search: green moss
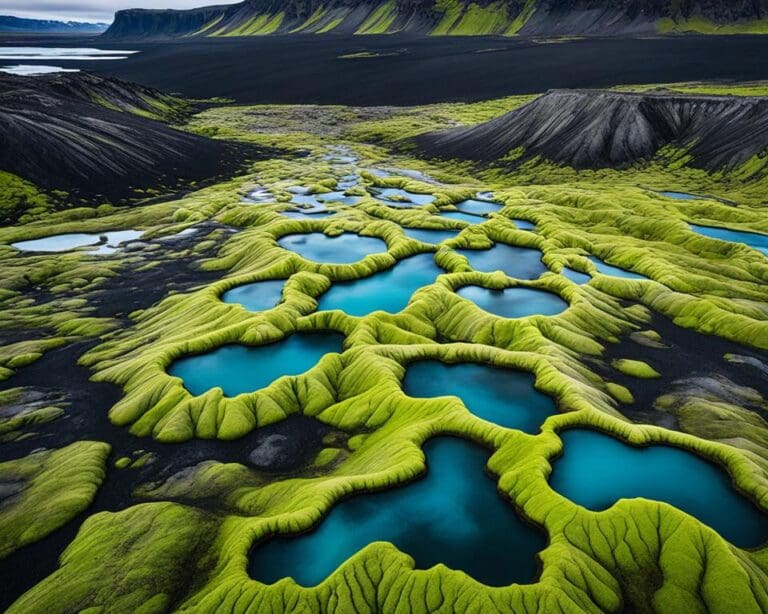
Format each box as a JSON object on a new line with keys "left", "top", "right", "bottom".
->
{"left": 4, "top": 88, "right": 768, "bottom": 613}
{"left": 658, "top": 15, "right": 768, "bottom": 34}
{"left": 0, "top": 441, "right": 110, "bottom": 559}
{"left": 0, "top": 171, "right": 52, "bottom": 224}
{"left": 356, "top": 1, "right": 398, "bottom": 34}
{"left": 613, "top": 359, "right": 661, "bottom": 379}
{"left": 606, "top": 382, "right": 635, "bottom": 404}
{"left": 449, "top": 1, "right": 511, "bottom": 35}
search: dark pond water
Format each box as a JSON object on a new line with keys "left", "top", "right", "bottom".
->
{"left": 456, "top": 285, "right": 568, "bottom": 318}
{"left": 169, "top": 332, "right": 344, "bottom": 397}
{"left": 248, "top": 437, "right": 546, "bottom": 586}
{"left": 278, "top": 232, "right": 388, "bottom": 263}
{"left": 404, "top": 360, "right": 556, "bottom": 432}
{"left": 549, "top": 429, "right": 768, "bottom": 549}
{"left": 317, "top": 253, "right": 443, "bottom": 316}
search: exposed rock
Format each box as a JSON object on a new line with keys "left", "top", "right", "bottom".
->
{"left": 0, "top": 72, "right": 265, "bottom": 206}
{"left": 413, "top": 89, "right": 768, "bottom": 171}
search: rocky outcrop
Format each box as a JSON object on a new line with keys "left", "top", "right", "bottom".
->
{"left": 413, "top": 89, "right": 768, "bottom": 170}
{"left": 0, "top": 72, "right": 262, "bottom": 204}
{"left": 102, "top": 0, "right": 768, "bottom": 38}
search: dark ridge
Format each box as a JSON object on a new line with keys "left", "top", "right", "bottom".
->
{"left": 413, "top": 89, "right": 768, "bottom": 170}
{"left": 0, "top": 72, "right": 266, "bottom": 208}
{"left": 0, "top": 15, "right": 108, "bottom": 34}
{"left": 102, "top": 0, "right": 768, "bottom": 39}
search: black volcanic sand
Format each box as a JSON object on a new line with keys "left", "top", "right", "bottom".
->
{"left": 0, "top": 336, "right": 348, "bottom": 608}
{"left": 595, "top": 313, "right": 768, "bottom": 429}
{"left": 2, "top": 34, "right": 768, "bottom": 105}
{"left": 84, "top": 223, "right": 232, "bottom": 318}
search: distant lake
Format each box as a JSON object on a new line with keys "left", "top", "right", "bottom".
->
{"left": 0, "top": 47, "right": 138, "bottom": 76}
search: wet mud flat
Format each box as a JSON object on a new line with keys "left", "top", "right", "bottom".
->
{"left": 5, "top": 34, "right": 768, "bottom": 105}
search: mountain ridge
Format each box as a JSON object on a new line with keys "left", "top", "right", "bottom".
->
{"left": 103, "top": 0, "right": 768, "bottom": 38}
{"left": 0, "top": 15, "right": 109, "bottom": 33}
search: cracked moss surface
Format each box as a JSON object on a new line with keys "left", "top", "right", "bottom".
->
{"left": 1, "top": 88, "right": 767, "bottom": 612}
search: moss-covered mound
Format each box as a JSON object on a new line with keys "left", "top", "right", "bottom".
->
{"left": 1, "top": 92, "right": 767, "bottom": 613}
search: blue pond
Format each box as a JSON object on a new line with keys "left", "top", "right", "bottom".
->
{"left": 457, "top": 285, "right": 568, "bottom": 319}
{"left": 12, "top": 230, "right": 142, "bottom": 254}
{"left": 439, "top": 211, "right": 486, "bottom": 224}
{"left": 292, "top": 192, "right": 360, "bottom": 207}
{"left": 280, "top": 210, "right": 336, "bottom": 219}
{"left": 278, "top": 232, "right": 387, "bottom": 264}
{"left": 249, "top": 437, "right": 545, "bottom": 587}
{"left": 660, "top": 191, "right": 701, "bottom": 200}
{"left": 169, "top": 332, "right": 343, "bottom": 397}
{"left": 512, "top": 219, "right": 537, "bottom": 231}
{"left": 401, "top": 227, "right": 460, "bottom": 244}
{"left": 404, "top": 361, "right": 555, "bottom": 432}
{"left": 374, "top": 188, "right": 436, "bottom": 207}
{"left": 589, "top": 256, "right": 648, "bottom": 280}
{"left": 222, "top": 279, "right": 285, "bottom": 312}
{"left": 457, "top": 244, "right": 548, "bottom": 280}
{"left": 317, "top": 253, "right": 442, "bottom": 316}
{"left": 690, "top": 223, "right": 768, "bottom": 256}
{"left": 455, "top": 199, "right": 503, "bottom": 216}
{"left": 550, "top": 429, "right": 768, "bottom": 548}
{"left": 561, "top": 267, "right": 592, "bottom": 285}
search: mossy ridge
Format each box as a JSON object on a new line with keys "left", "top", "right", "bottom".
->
{"left": 3, "top": 101, "right": 768, "bottom": 612}
{"left": 0, "top": 440, "right": 110, "bottom": 559}
{"left": 76, "top": 205, "right": 660, "bottom": 443}
{"left": 11, "top": 394, "right": 768, "bottom": 612}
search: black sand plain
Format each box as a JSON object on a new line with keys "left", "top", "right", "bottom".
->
{"left": 2, "top": 34, "right": 768, "bottom": 105}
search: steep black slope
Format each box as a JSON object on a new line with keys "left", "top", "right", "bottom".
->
{"left": 0, "top": 73, "right": 261, "bottom": 205}
{"left": 413, "top": 90, "right": 768, "bottom": 171}
{"left": 102, "top": 0, "right": 768, "bottom": 38}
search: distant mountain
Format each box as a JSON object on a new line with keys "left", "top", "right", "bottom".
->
{"left": 0, "top": 15, "right": 109, "bottom": 34}
{"left": 103, "top": 0, "right": 768, "bottom": 38}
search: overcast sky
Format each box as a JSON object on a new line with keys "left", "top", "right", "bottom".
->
{"left": 3, "top": 1, "right": 241, "bottom": 23}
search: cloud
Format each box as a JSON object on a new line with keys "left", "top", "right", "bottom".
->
{"left": 2, "top": 1, "right": 240, "bottom": 23}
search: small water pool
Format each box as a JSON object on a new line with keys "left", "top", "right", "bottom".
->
{"left": 292, "top": 192, "right": 360, "bottom": 207}
{"left": 243, "top": 187, "right": 273, "bottom": 204}
{"left": 457, "top": 244, "right": 548, "bottom": 280}
{"left": 248, "top": 437, "right": 545, "bottom": 586}
{"left": 11, "top": 230, "right": 143, "bottom": 254}
{"left": 589, "top": 256, "right": 648, "bottom": 280}
{"left": 222, "top": 279, "right": 285, "bottom": 312}
{"left": 0, "top": 64, "right": 80, "bottom": 75}
{"left": 404, "top": 361, "right": 555, "bottom": 432}
{"left": 512, "top": 219, "right": 537, "bottom": 231}
{"left": 660, "top": 191, "right": 701, "bottom": 200}
{"left": 0, "top": 47, "right": 138, "bottom": 61}
{"left": 455, "top": 199, "right": 503, "bottom": 216}
{"left": 280, "top": 209, "right": 336, "bottom": 220}
{"left": 401, "top": 227, "right": 460, "bottom": 244}
{"left": 561, "top": 267, "right": 591, "bottom": 284}
{"left": 690, "top": 224, "right": 768, "bottom": 256}
{"left": 439, "top": 211, "right": 486, "bottom": 224}
{"left": 456, "top": 285, "right": 568, "bottom": 319}
{"left": 169, "top": 332, "right": 344, "bottom": 397}
{"left": 317, "top": 253, "right": 442, "bottom": 316}
{"left": 549, "top": 429, "right": 768, "bottom": 548}
{"left": 373, "top": 188, "right": 435, "bottom": 207}
{"left": 278, "top": 232, "right": 387, "bottom": 264}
